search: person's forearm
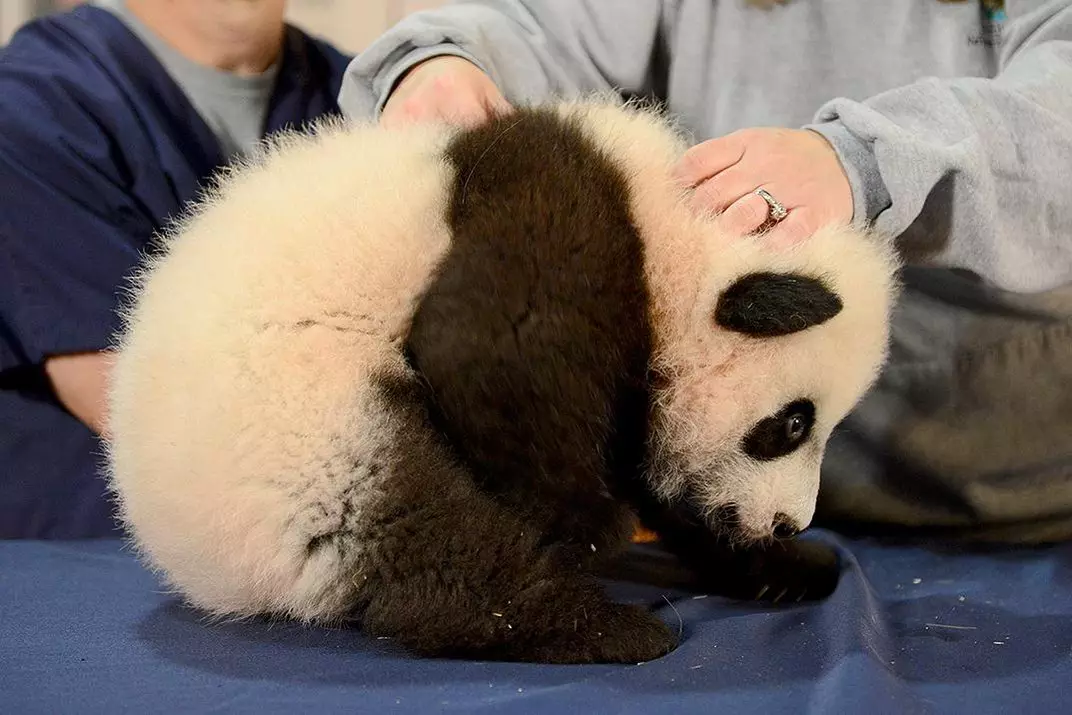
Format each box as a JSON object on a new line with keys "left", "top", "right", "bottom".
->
{"left": 337, "top": 0, "right": 667, "bottom": 119}
{"left": 44, "top": 351, "right": 112, "bottom": 437}
{"left": 807, "top": 4, "right": 1072, "bottom": 293}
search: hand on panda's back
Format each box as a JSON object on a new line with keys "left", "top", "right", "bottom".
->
{"left": 671, "top": 127, "right": 854, "bottom": 249}
{"left": 380, "top": 55, "right": 513, "bottom": 129}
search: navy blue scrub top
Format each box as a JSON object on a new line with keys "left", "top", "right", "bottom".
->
{"left": 0, "top": 6, "right": 352, "bottom": 538}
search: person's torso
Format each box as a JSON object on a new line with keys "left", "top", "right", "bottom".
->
{"left": 92, "top": 0, "right": 281, "bottom": 159}
{"left": 662, "top": 0, "right": 1011, "bottom": 140}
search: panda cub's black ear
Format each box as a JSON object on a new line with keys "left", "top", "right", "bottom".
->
{"left": 714, "top": 271, "right": 843, "bottom": 338}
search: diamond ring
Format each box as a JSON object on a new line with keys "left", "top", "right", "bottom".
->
{"left": 755, "top": 188, "right": 788, "bottom": 223}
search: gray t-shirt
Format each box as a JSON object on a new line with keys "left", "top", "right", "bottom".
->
{"left": 94, "top": 0, "right": 278, "bottom": 158}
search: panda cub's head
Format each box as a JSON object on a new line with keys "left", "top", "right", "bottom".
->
{"left": 646, "top": 256, "right": 893, "bottom": 545}
{"left": 558, "top": 99, "right": 900, "bottom": 544}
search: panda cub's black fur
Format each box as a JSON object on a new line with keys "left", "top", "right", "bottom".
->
{"left": 345, "top": 109, "right": 837, "bottom": 664}
{"left": 407, "top": 109, "right": 651, "bottom": 557}
{"left": 365, "top": 109, "right": 674, "bottom": 662}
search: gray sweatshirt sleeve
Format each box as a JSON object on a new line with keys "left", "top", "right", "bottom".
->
{"left": 807, "top": 3, "right": 1072, "bottom": 294}
{"left": 336, "top": 0, "right": 665, "bottom": 118}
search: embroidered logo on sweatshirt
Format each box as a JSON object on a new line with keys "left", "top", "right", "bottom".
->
{"left": 939, "top": 0, "right": 1006, "bottom": 47}
{"left": 969, "top": 0, "right": 1006, "bottom": 47}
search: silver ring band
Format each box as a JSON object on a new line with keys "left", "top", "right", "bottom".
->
{"left": 755, "top": 188, "right": 788, "bottom": 222}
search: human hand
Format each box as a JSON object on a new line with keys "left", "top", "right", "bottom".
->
{"left": 381, "top": 55, "right": 512, "bottom": 129}
{"left": 671, "top": 128, "right": 854, "bottom": 247}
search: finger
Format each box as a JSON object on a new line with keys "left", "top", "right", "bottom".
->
{"left": 441, "top": 100, "right": 496, "bottom": 127}
{"left": 384, "top": 70, "right": 499, "bottom": 129}
{"left": 416, "top": 77, "right": 488, "bottom": 124}
{"left": 482, "top": 90, "right": 514, "bottom": 118}
{"left": 431, "top": 76, "right": 504, "bottom": 126}
{"left": 760, "top": 207, "right": 817, "bottom": 250}
{"left": 672, "top": 133, "right": 748, "bottom": 188}
{"left": 715, "top": 190, "right": 774, "bottom": 236}
{"left": 390, "top": 91, "right": 489, "bottom": 129}
{"left": 688, "top": 163, "right": 760, "bottom": 216}
{"left": 422, "top": 67, "right": 510, "bottom": 126}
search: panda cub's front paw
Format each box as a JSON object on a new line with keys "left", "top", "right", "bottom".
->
{"left": 741, "top": 538, "right": 841, "bottom": 604}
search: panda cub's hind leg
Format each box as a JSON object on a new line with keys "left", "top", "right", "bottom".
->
{"left": 353, "top": 374, "right": 677, "bottom": 664}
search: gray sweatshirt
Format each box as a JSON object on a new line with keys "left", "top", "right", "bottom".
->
{"left": 338, "top": 0, "right": 1072, "bottom": 295}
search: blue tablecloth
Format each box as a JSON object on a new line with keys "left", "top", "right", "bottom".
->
{"left": 2, "top": 533, "right": 1069, "bottom": 714}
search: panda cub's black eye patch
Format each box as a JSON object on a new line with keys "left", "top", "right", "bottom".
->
{"left": 742, "top": 399, "right": 816, "bottom": 461}
{"left": 715, "top": 272, "right": 843, "bottom": 338}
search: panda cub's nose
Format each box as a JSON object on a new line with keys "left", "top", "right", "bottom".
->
{"left": 772, "top": 514, "right": 801, "bottom": 539}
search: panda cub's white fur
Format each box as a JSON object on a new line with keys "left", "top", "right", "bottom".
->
{"left": 106, "top": 96, "right": 899, "bottom": 663}
{"left": 108, "top": 117, "right": 457, "bottom": 620}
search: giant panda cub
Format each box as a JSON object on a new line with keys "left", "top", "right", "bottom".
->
{"left": 106, "top": 96, "right": 899, "bottom": 665}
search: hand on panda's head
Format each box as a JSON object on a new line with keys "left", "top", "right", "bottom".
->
{"left": 381, "top": 55, "right": 513, "bottom": 130}
{"left": 671, "top": 127, "right": 854, "bottom": 248}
